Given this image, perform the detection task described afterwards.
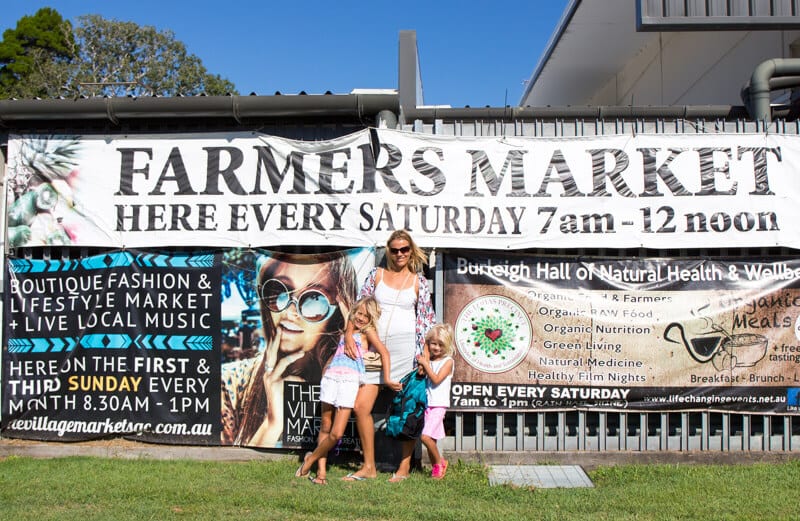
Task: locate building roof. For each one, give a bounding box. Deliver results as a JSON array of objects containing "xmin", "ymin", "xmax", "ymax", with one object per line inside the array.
[
  {"xmin": 520, "ymin": 0, "xmax": 655, "ymax": 106},
  {"xmin": 520, "ymin": 0, "xmax": 800, "ymax": 107}
]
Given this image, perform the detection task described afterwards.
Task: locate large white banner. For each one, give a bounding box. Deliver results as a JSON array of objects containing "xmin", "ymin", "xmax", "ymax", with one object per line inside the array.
[{"xmin": 5, "ymin": 129, "xmax": 798, "ymax": 249}]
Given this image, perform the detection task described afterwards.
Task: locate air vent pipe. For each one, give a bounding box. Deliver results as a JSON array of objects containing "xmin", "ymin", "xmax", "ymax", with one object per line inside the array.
[{"xmin": 745, "ymin": 58, "xmax": 800, "ymax": 122}]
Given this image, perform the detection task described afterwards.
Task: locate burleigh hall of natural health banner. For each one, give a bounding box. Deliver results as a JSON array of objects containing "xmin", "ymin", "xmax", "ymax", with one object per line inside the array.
[{"xmin": 445, "ymin": 253, "xmax": 800, "ymax": 413}]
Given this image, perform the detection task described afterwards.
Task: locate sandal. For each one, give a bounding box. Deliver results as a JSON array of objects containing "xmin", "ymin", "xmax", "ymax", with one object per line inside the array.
[
  {"xmin": 388, "ymin": 473, "xmax": 408, "ymax": 483},
  {"xmin": 342, "ymin": 473, "xmax": 368, "ymax": 482},
  {"xmin": 295, "ymin": 452, "xmax": 311, "ymax": 478},
  {"xmin": 309, "ymin": 476, "xmax": 328, "ymax": 485}
]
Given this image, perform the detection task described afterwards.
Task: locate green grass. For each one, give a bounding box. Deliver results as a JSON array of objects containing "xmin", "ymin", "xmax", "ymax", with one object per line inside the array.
[{"xmin": 1, "ymin": 455, "xmax": 798, "ymax": 521}]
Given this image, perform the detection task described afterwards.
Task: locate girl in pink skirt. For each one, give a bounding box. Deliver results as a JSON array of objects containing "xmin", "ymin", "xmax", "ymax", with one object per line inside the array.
[{"xmin": 415, "ymin": 323, "xmax": 455, "ymax": 480}]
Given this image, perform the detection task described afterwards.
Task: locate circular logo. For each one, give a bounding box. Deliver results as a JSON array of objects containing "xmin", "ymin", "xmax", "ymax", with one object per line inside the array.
[
  {"xmin": 795, "ymin": 314, "xmax": 800, "ymax": 342},
  {"xmin": 455, "ymin": 295, "xmax": 532, "ymax": 373}
]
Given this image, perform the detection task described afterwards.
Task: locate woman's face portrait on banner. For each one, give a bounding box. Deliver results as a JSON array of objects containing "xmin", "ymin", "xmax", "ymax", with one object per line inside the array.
[
  {"xmin": 261, "ymin": 260, "xmax": 340, "ymax": 367},
  {"xmin": 220, "ymin": 248, "xmax": 373, "ymax": 447}
]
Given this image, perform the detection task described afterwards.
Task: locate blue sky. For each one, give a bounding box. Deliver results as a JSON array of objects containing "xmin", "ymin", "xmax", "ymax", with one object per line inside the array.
[{"xmin": 2, "ymin": 1, "xmax": 569, "ymax": 107}]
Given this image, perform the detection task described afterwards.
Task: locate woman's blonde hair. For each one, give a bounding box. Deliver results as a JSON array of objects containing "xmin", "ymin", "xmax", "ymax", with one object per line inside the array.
[
  {"xmin": 425, "ymin": 323, "xmax": 454, "ymax": 357},
  {"xmin": 349, "ymin": 295, "xmax": 381, "ymax": 332},
  {"xmin": 385, "ymin": 229, "xmax": 427, "ymax": 273}
]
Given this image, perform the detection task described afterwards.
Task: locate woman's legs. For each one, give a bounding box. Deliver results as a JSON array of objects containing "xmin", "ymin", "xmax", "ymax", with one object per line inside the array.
[
  {"xmin": 389, "ymin": 439, "xmax": 416, "ymax": 481},
  {"xmin": 348, "ymin": 383, "xmax": 379, "ymax": 479}
]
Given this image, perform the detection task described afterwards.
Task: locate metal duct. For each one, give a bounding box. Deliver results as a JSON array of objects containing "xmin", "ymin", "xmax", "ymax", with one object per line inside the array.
[{"xmin": 745, "ymin": 58, "xmax": 800, "ymax": 122}]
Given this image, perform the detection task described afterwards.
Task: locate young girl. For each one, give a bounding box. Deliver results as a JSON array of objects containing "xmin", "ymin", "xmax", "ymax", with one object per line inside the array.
[
  {"xmin": 295, "ymin": 296, "xmax": 392, "ymax": 484},
  {"xmin": 415, "ymin": 323, "xmax": 455, "ymax": 480}
]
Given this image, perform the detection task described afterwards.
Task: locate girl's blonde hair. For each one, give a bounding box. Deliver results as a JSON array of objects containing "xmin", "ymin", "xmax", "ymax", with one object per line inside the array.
[
  {"xmin": 425, "ymin": 323, "xmax": 454, "ymax": 357},
  {"xmin": 349, "ymin": 295, "xmax": 381, "ymax": 332},
  {"xmin": 386, "ymin": 229, "xmax": 427, "ymax": 273}
]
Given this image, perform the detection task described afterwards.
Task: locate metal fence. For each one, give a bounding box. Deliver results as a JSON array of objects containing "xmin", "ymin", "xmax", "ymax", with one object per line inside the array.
[{"xmin": 441, "ymin": 411, "xmax": 799, "ymax": 453}]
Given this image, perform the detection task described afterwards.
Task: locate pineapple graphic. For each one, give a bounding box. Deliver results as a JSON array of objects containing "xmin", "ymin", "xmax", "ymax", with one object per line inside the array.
[{"xmin": 7, "ymin": 137, "xmax": 81, "ymax": 247}]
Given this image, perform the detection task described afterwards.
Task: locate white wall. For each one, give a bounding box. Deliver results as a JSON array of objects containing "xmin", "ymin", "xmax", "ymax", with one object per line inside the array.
[{"xmin": 588, "ymin": 30, "xmax": 800, "ymax": 106}]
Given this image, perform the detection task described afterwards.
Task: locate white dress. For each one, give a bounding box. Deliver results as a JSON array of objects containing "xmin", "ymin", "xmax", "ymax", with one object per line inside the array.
[{"xmin": 373, "ymin": 278, "xmax": 417, "ymax": 384}]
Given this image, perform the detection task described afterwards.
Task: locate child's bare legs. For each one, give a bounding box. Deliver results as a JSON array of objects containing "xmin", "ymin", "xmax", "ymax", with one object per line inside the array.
[
  {"xmin": 298, "ymin": 404, "xmax": 353, "ymax": 482},
  {"xmin": 389, "ymin": 439, "xmax": 416, "ymax": 481},
  {"xmin": 348, "ymin": 384, "xmax": 379, "ymax": 479},
  {"xmin": 314, "ymin": 403, "xmax": 333, "ymax": 481},
  {"xmin": 420, "ymin": 434, "xmax": 442, "ymax": 467}
]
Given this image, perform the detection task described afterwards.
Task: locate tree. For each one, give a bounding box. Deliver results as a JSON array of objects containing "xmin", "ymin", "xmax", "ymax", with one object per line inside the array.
[
  {"xmin": 0, "ymin": 10, "xmax": 237, "ymax": 98},
  {"xmin": 70, "ymin": 15, "xmax": 237, "ymax": 97},
  {"xmin": 0, "ymin": 8, "xmax": 74, "ymax": 98}
]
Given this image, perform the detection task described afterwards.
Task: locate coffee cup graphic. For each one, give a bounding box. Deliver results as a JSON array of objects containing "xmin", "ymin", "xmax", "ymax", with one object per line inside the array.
[{"xmin": 664, "ymin": 322, "xmax": 767, "ymax": 370}]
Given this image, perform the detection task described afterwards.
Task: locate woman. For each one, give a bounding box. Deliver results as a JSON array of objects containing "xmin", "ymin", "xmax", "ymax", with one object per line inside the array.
[
  {"xmin": 342, "ymin": 230, "xmax": 436, "ymax": 481},
  {"xmin": 220, "ymin": 252, "xmax": 357, "ymax": 447}
]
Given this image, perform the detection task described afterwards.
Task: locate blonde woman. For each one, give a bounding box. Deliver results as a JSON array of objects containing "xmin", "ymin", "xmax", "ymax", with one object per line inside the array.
[{"xmin": 342, "ymin": 230, "xmax": 435, "ymax": 481}]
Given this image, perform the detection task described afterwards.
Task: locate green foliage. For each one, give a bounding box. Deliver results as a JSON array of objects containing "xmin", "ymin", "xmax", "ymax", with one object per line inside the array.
[
  {"xmin": 1, "ymin": 456, "xmax": 799, "ymax": 521},
  {"xmin": 0, "ymin": 7, "xmax": 74, "ymax": 98},
  {"xmin": 70, "ymin": 15, "xmax": 237, "ymax": 97},
  {"xmin": 0, "ymin": 9, "xmax": 237, "ymax": 99}
]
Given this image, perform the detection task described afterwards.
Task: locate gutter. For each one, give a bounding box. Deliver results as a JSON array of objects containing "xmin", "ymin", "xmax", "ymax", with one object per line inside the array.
[
  {"xmin": 404, "ymin": 104, "xmax": 745, "ymax": 121},
  {"xmin": 0, "ymin": 93, "xmax": 400, "ymax": 127},
  {"xmin": 0, "ymin": 93, "xmax": 749, "ymax": 128}
]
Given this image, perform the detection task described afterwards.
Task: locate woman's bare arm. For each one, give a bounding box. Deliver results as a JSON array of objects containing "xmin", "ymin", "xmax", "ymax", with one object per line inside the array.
[{"xmin": 363, "ymin": 328, "xmax": 401, "ymax": 391}]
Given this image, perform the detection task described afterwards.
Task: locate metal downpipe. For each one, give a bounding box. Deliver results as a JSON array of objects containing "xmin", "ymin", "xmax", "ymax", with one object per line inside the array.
[{"xmin": 748, "ymin": 58, "xmax": 800, "ymax": 122}]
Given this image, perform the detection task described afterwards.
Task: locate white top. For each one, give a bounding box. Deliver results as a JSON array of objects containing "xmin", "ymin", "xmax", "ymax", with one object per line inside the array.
[
  {"xmin": 374, "ymin": 278, "xmax": 417, "ymax": 382},
  {"xmin": 426, "ymin": 356, "xmax": 453, "ymax": 407}
]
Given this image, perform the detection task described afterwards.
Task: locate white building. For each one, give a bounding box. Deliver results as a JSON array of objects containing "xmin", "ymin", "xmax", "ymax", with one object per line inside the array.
[{"xmin": 521, "ymin": 0, "xmax": 800, "ymax": 117}]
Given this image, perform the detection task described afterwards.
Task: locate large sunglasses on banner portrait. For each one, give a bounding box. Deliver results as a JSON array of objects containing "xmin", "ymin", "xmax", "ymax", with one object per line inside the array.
[
  {"xmin": 455, "ymin": 295, "xmax": 532, "ymax": 373},
  {"xmin": 260, "ymin": 278, "xmax": 338, "ymax": 323}
]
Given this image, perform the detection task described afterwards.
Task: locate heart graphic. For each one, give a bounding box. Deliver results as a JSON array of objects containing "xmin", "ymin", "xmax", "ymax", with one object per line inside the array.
[{"xmin": 485, "ymin": 328, "xmax": 503, "ymax": 342}]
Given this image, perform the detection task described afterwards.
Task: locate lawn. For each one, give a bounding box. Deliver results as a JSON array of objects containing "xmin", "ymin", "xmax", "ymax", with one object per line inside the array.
[{"xmin": 1, "ymin": 455, "xmax": 798, "ymax": 520}]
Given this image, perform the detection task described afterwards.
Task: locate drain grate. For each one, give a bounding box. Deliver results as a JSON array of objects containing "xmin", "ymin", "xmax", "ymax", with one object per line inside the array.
[{"xmin": 488, "ymin": 465, "xmax": 594, "ymax": 489}]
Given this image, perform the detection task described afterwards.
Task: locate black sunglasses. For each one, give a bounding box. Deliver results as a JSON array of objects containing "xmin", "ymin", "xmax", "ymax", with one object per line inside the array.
[
  {"xmin": 389, "ymin": 246, "xmax": 411, "ymax": 255},
  {"xmin": 260, "ymin": 278, "xmax": 337, "ymax": 323}
]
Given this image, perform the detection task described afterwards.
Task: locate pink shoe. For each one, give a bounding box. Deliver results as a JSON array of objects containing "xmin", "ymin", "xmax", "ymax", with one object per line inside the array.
[
  {"xmin": 431, "ymin": 463, "xmax": 441, "ymax": 478},
  {"xmin": 436, "ymin": 459, "xmax": 448, "ymax": 479}
]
